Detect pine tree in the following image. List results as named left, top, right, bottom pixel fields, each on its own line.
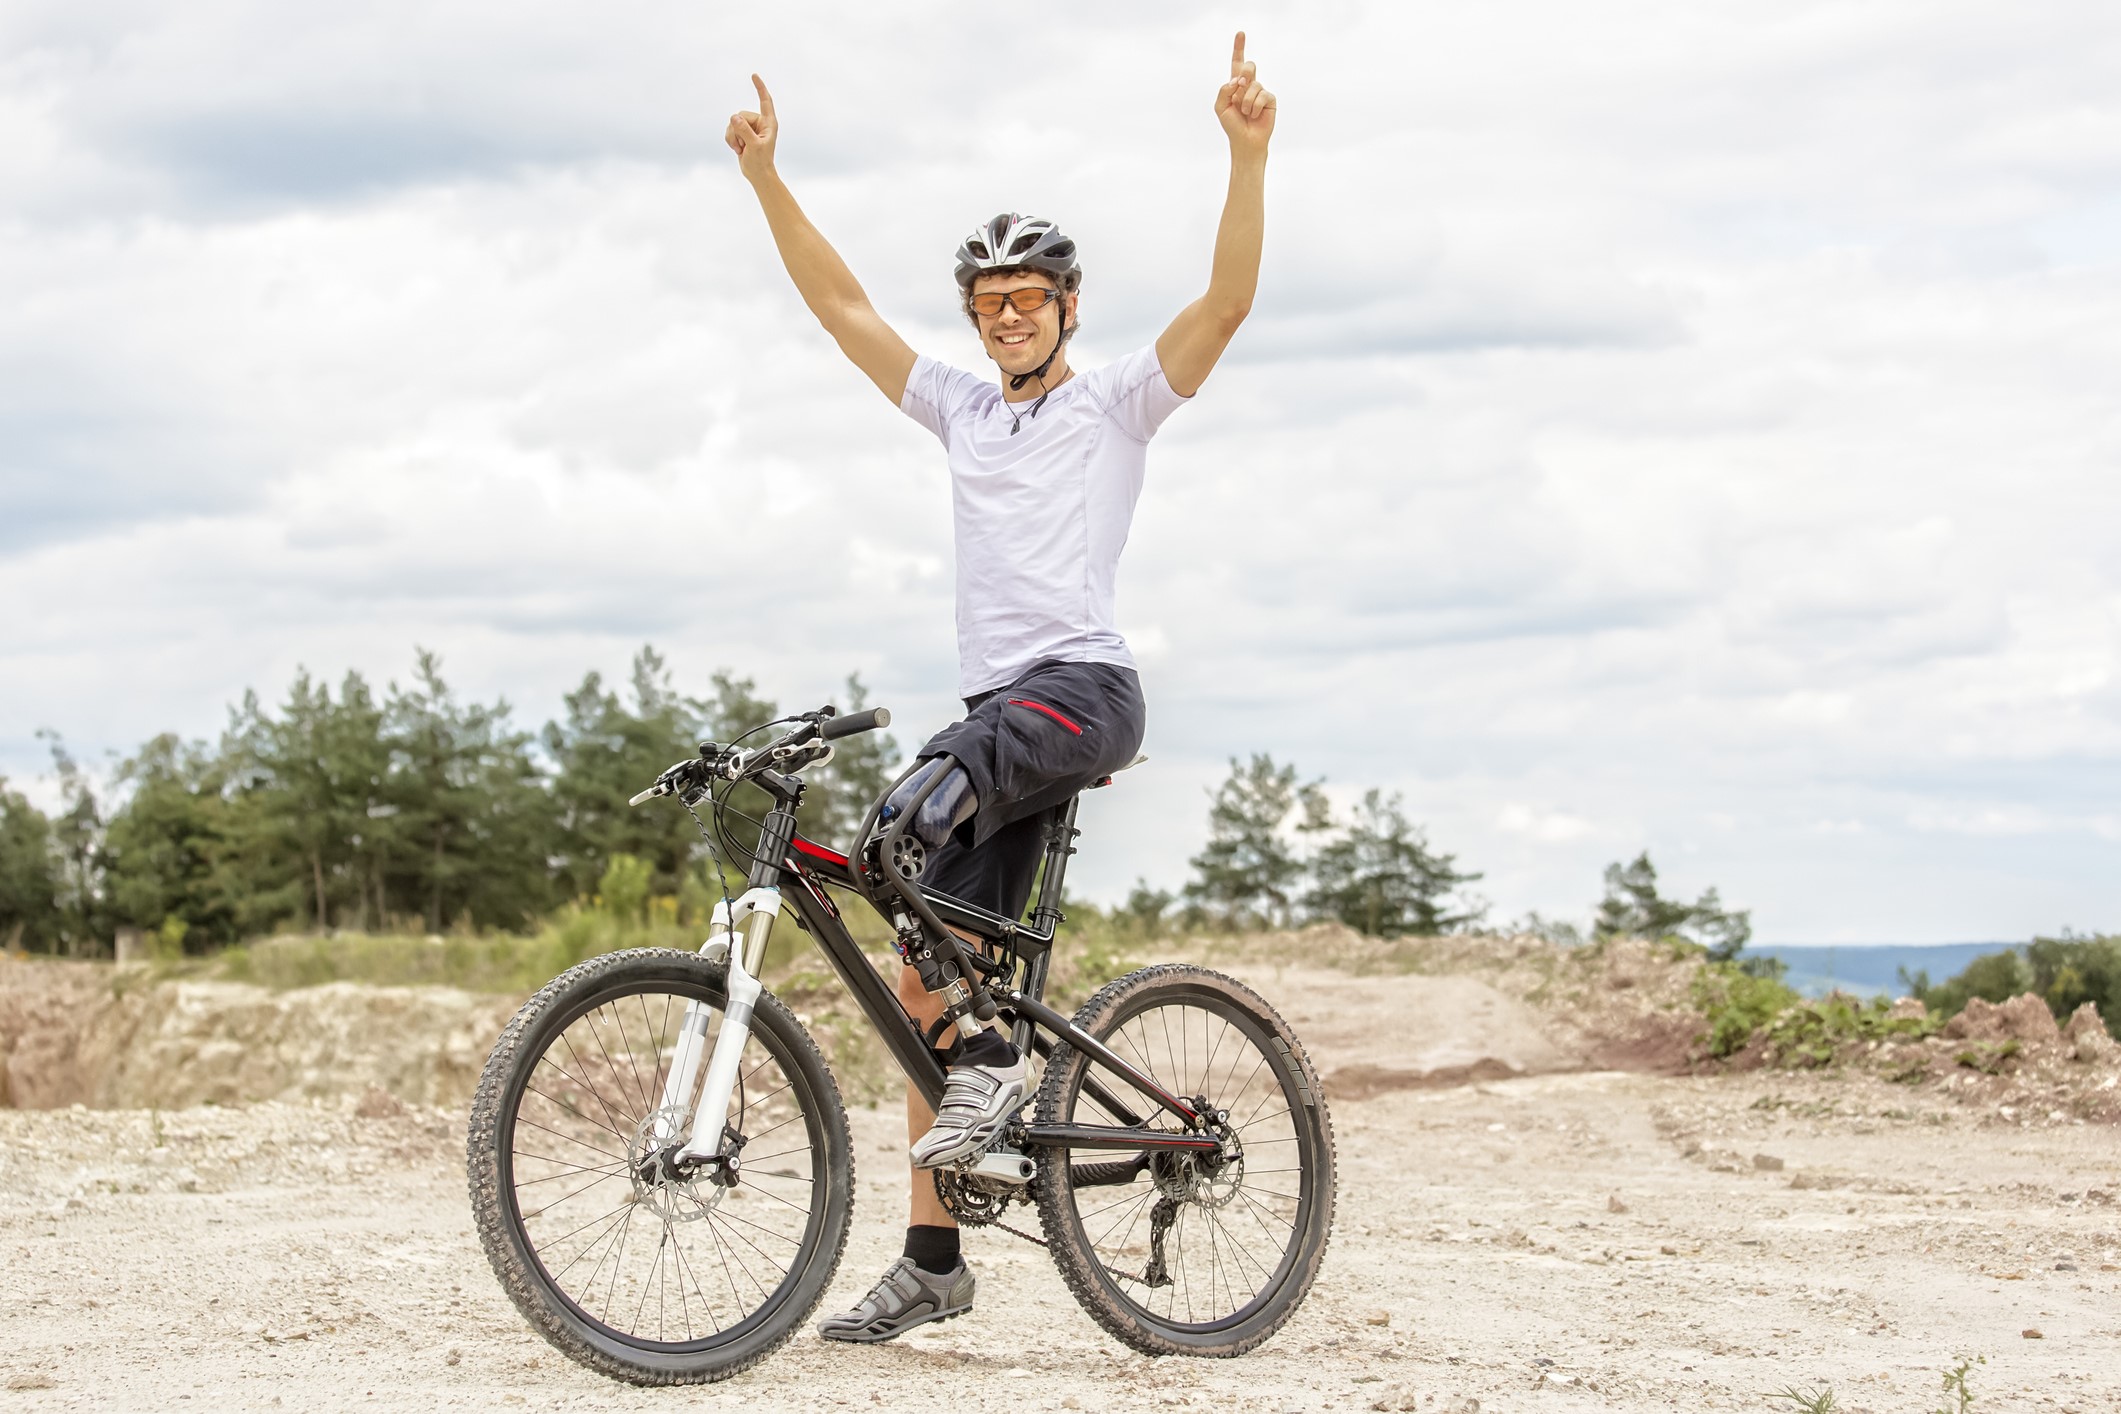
left=103, top=734, right=240, bottom=951
left=38, top=733, right=105, bottom=956
left=799, top=673, right=902, bottom=849
left=0, top=778, right=59, bottom=951
left=1592, top=851, right=1752, bottom=959
left=386, top=649, right=550, bottom=932
left=1184, top=755, right=1327, bottom=929
left=1301, top=789, right=1485, bottom=937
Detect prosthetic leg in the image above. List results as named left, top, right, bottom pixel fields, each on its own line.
left=857, top=756, right=1025, bottom=1166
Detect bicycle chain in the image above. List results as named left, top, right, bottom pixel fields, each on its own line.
left=934, top=1169, right=1172, bottom=1287
left=932, top=1169, right=1048, bottom=1250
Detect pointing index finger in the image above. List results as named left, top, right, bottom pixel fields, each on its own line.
left=751, top=73, right=775, bottom=117
left=1231, top=31, right=1246, bottom=77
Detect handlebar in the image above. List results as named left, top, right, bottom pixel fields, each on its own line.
left=821, top=706, right=890, bottom=741
left=627, top=703, right=892, bottom=808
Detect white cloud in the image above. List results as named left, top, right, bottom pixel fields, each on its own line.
left=4, top=0, right=2120, bottom=941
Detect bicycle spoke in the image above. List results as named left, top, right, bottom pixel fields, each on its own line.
left=1052, top=978, right=1325, bottom=1337
left=492, top=969, right=838, bottom=1355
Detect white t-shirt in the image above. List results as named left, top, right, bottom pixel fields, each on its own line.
left=901, top=345, right=1189, bottom=697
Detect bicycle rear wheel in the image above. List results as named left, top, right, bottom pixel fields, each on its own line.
left=1033, top=964, right=1336, bottom=1356
left=466, top=948, right=852, bottom=1384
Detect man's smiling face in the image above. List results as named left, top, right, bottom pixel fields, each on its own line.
left=971, top=272, right=1076, bottom=380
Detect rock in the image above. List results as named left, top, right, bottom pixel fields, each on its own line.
left=7, top=1374, right=57, bottom=1392
left=2022, top=1328, right=2044, bottom=1339
left=354, top=1086, right=404, bottom=1120
left=1365, top=1309, right=1392, bottom=1326
left=1889, top=996, right=1928, bottom=1021
left=1061, top=1399, right=1082, bottom=1411
left=1996, top=993, right=2061, bottom=1043
left=1942, top=997, right=2008, bottom=1042
left=1607, top=1194, right=1629, bottom=1213
left=2063, top=1004, right=2115, bottom=1062
left=1752, top=1153, right=1784, bottom=1171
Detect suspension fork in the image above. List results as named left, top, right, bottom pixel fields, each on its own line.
left=649, top=885, right=782, bottom=1165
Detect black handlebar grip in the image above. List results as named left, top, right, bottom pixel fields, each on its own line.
left=820, top=707, right=891, bottom=741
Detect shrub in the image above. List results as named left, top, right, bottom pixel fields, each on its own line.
left=1759, top=993, right=1938, bottom=1068
left=1693, top=961, right=1799, bottom=1058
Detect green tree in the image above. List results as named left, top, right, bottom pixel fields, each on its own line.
left=38, top=732, right=106, bottom=956
left=1902, top=949, right=2029, bottom=1017
left=597, top=852, right=653, bottom=923
left=543, top=646, right=715, bottom=900
left=799, top=673, right=903, bottom=848
left=0, top=779, right=59, bottom=951
left=2026, top=932, right=2121, bottom=1039
left=1593, top=851, right=1756, bottom=964
left=385, top=649, right=552, bottom=932
left=1184, top=754, right=1328, bottom=929
left=1302, top=789, right=1485, bottom=937
left=102, top=734, right=241, bottom=952
left=1908, top=934, right=2121, bottom=1040
left=222, top=670, right=393, bottom=934
left=1121, top=878, right=1176, bottom=934
left=697, top=667, right=785, bottom=869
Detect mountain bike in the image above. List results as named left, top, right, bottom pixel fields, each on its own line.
left=466, top=703, right=1336, bottom=1384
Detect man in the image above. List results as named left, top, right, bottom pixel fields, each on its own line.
left=723, top=32, right=1275, bottom=1342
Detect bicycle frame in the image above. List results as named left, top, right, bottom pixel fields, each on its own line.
left=659, top=770, right=1217, bottom=1170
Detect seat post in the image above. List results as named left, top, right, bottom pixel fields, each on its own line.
left=1027, top=795, right=1083, bottom=938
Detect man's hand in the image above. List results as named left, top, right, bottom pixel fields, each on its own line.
left=1215, top=32, right=1275, bottom=155
left=725, top=74, right=779, bottom=183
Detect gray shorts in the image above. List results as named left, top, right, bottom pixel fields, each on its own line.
left=917, top=660, right=1146, bottom=919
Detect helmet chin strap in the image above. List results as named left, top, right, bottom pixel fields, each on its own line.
left=1002, top=309, right=1069, bottom=436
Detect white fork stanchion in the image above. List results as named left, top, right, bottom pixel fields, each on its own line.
left=674, top=887, right=781, bottom=1165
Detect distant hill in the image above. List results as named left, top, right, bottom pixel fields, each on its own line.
left=1748, top=943, right=2023, bottom=999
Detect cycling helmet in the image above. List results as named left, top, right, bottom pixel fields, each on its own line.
left=954, top=213, right=1078, bottom=289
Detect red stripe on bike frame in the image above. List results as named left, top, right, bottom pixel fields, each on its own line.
left=1006, top=698, right=1082, bottom=735
left=791, top=836, right=848, bottom=866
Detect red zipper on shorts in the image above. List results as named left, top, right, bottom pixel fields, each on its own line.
left=1007, top=698, right=1083, bottom=735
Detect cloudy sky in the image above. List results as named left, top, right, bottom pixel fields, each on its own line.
left=3, top=1, right=2116, bottom=941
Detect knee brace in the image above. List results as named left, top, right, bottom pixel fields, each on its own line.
left=883, top=757, right=978, bottom=851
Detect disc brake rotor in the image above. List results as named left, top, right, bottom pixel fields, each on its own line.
left=628, top=1107, right=722, bottom=1224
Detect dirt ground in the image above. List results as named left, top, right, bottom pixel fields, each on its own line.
left=4, top=959, right=2119, bottom=1412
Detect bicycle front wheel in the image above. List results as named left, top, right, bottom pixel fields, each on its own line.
left=466, top=948, right=852, bottom=1384
left=1033, top=964, right=1336, bottom=1356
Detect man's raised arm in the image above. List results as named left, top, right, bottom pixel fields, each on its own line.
left=1156, top=33, right=1276, bottom=399
left=727, top=76, right=918, bottom=404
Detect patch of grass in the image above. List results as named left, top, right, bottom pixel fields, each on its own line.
left=194, top=910, right=691, bottom=994
left=1764, top=1385, right=1838, bottom=1413
left=1953, top=1039, right=2021, bottom=1075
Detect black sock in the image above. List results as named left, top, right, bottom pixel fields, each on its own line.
left=903, top=1224, right=961, bottom=1275
left=952, top=1029, right=1018, bottom=1068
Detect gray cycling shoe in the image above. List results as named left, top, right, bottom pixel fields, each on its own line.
left=909, top=1054, right=1029, bottom=1169
left=815, top=1257, right=975, bottom=1343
